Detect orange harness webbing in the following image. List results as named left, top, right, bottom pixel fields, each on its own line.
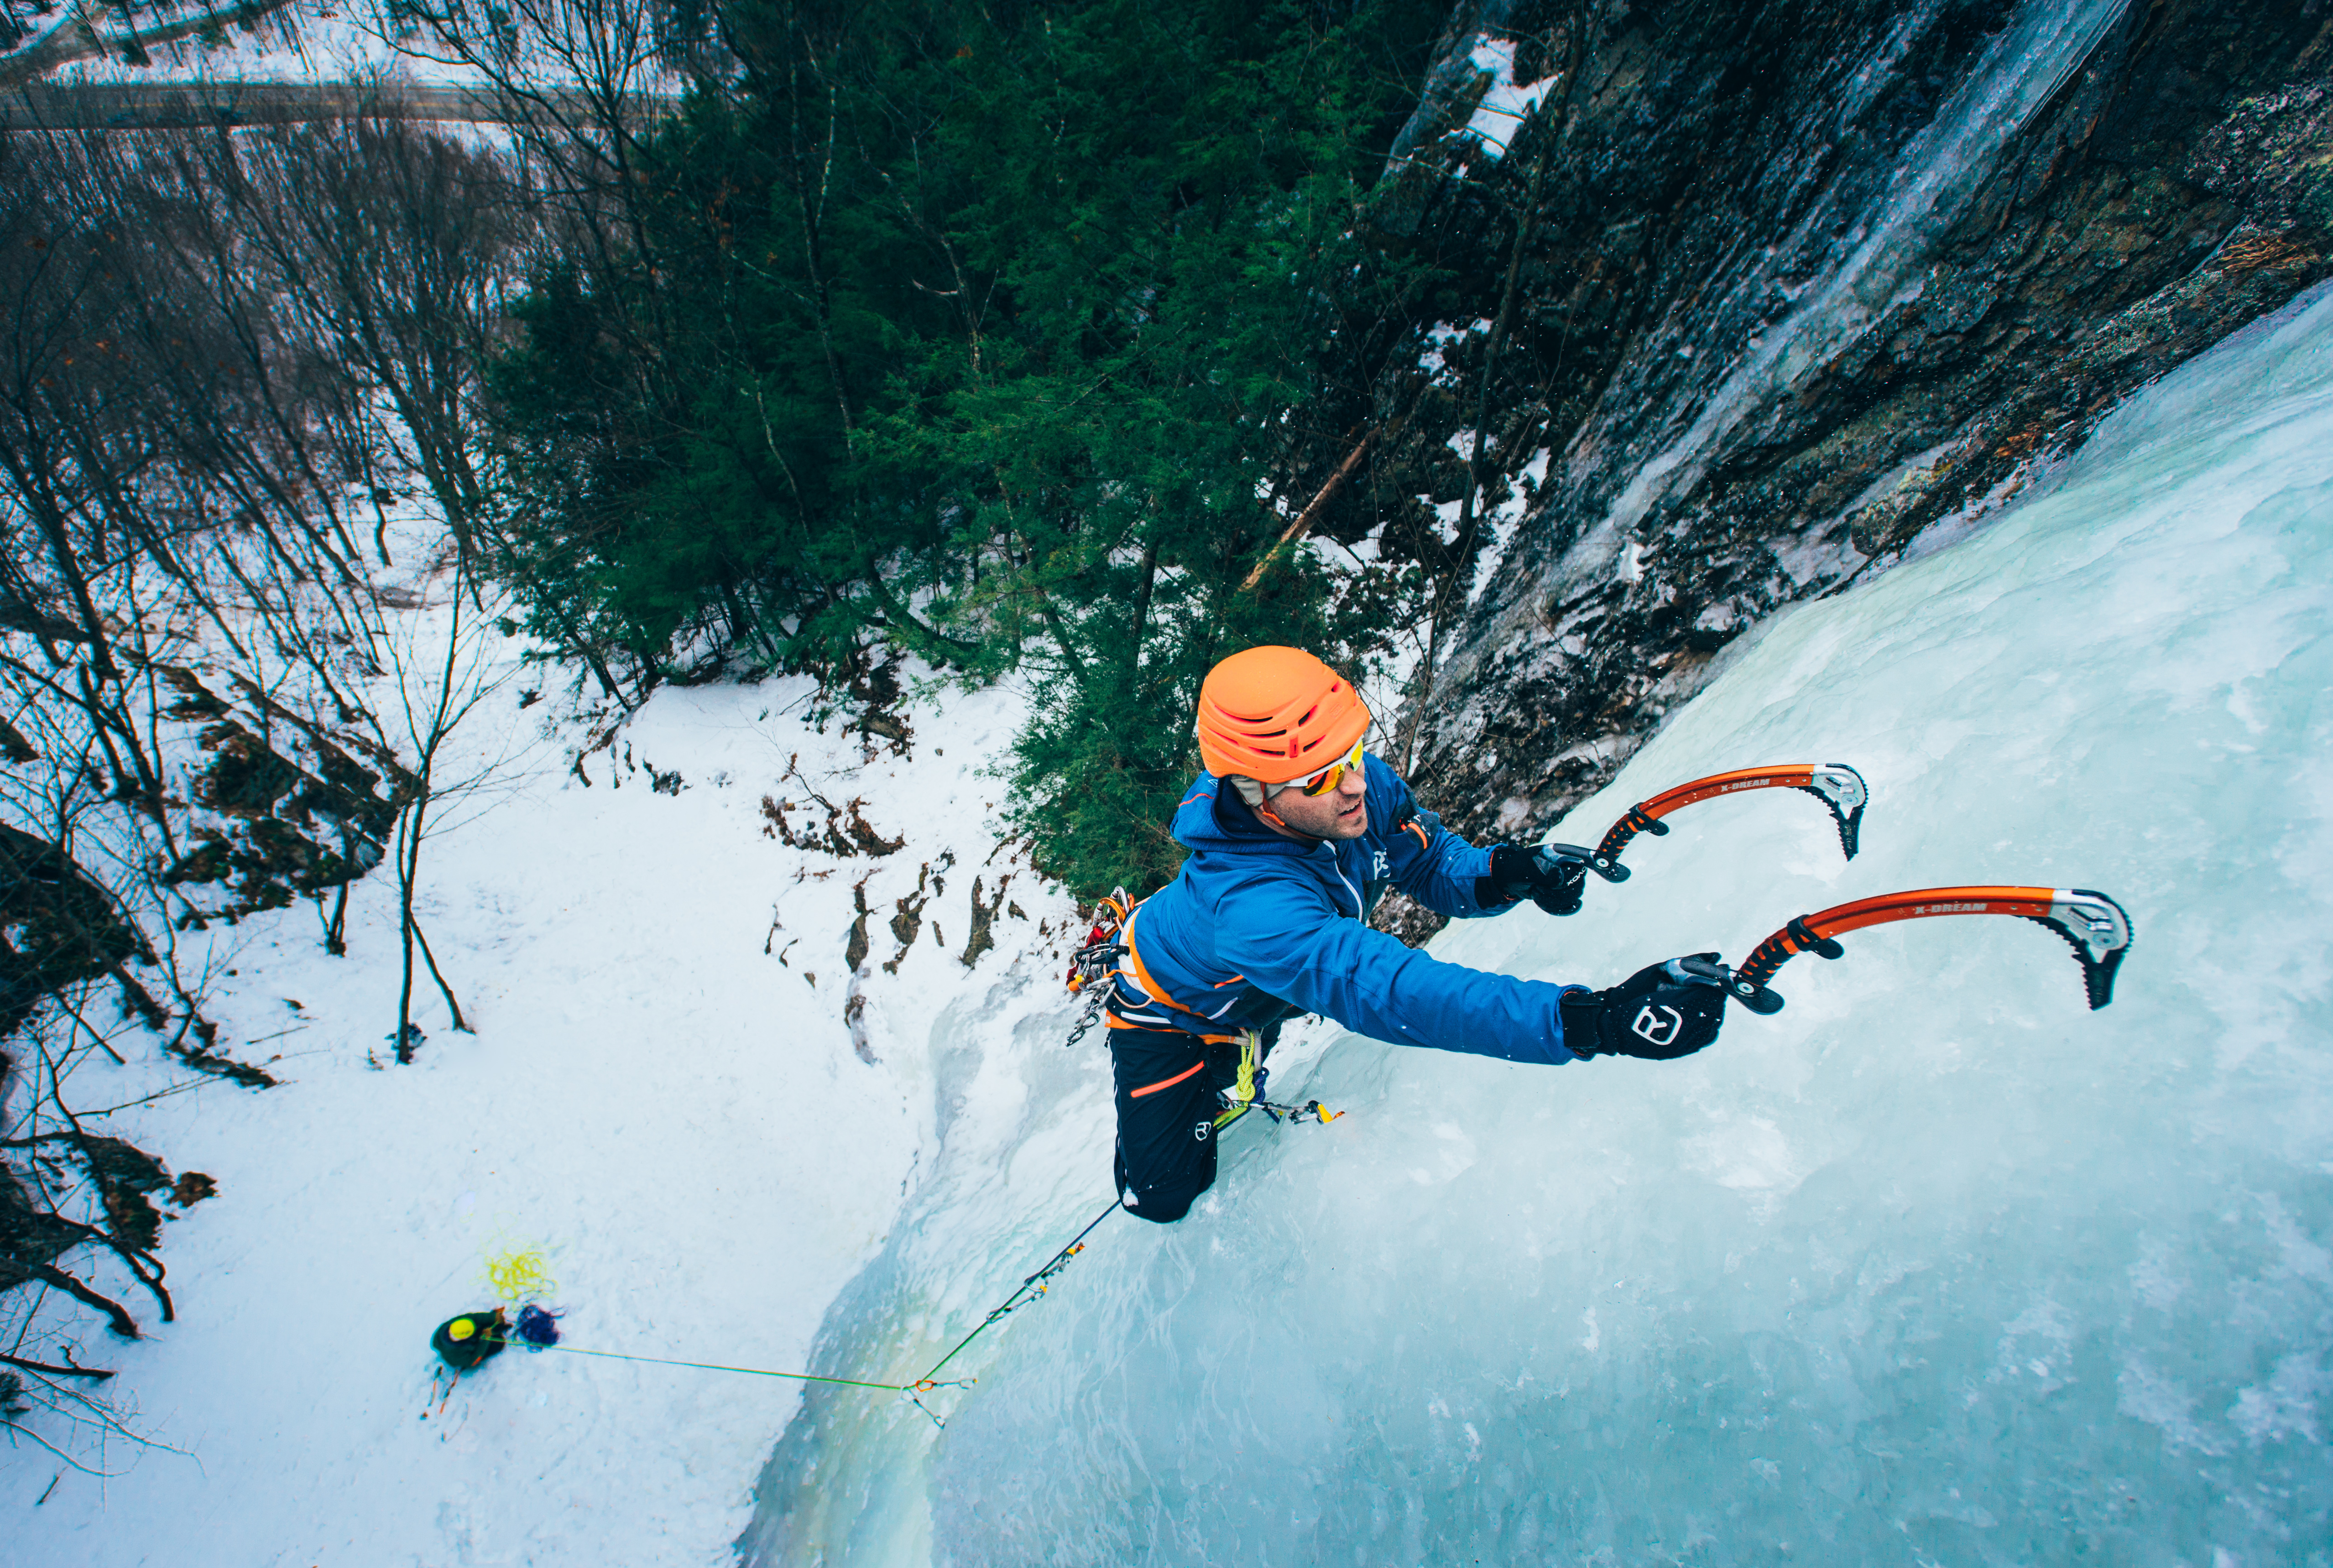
left=1129, top=1059, right=1207, bottom=1098
left=1103, top=910, right=1241, bottom=1044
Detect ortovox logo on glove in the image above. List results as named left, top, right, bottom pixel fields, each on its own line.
left=1631, top=1003, right=1683, bottom=1046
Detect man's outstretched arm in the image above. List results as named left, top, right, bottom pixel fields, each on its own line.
left=1216, top=873, right=1582, bottom=1061
left=1219, top=859, right=1729, bottom=1065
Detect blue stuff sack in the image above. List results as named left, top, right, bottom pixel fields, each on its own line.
left=513, top=1302, right=563, bottom=1348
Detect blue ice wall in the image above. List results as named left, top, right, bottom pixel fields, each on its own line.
left=743, top=285, right=2333, bottom=1568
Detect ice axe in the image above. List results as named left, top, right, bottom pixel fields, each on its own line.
left=1533, top=763, right=1870, bottom=888
left=1673, top=886, right=2135, bottom=1015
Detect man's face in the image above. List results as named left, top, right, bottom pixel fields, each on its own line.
left=1263, top=759, right=1369, bottom=840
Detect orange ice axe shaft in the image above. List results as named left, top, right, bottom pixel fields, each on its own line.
left=1558, top=764, right=1869, bottom=884
left=1700, top=885, right=2135, bottom=1016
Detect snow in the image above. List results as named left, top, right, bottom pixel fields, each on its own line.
left=738, top=284, right=2333, bottom=1563
left=5, top=632, right=1082, bottom=1564
left=1458, top=39, right=1555, bottom=158
left=1467, top=448, right=1550, bottom=606
left=30, top=2, right=495, bottom=90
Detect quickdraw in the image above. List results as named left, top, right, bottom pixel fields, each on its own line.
left=1535, top=763, right=1871, bottom=887
left=1248, top=1097, right=1342, bottom=1126
left=1671, top=884, right=2134, bottom=1015
left=898, top=1195, right=1122, bottom=1425
left=1203, top=1034, right=1345, bottom=1127
left=1062, top=887, right=1133, bottom=1047
left=1064, top=982, right=1113, bottom=1049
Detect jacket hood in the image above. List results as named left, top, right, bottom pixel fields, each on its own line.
left=1171, top=773, right=1315, bottom=858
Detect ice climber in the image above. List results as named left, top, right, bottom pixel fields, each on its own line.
left=1098, top=645, right=1728, bottom=1222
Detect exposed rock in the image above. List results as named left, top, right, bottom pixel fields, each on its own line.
left=860, top=709, right=913, bottom=751
left=0, top=1162, right=94, bottom=1294
left=193, top=719, right=302, bottom=818
left=842, top=980, right=876, bottom=1064
left=884, top=864, right=933, bottom=973
left=0, top=822, right=144, bottom=1039
left=162, top=827, right=233, bottom=887
left=844, top=879, right=872, bottom=974
left=758, top=786, right=903, bottom=857
left=155, top=664, right=230, bottom=720
left=843, top=799, right=905, bottom=856
left=1370, top=888, right=1451, bottom=948
left=960, top=873, right=1013, bottom=968
left=1362, top=0, right=2333, bottom=839
left=82, top=1135, right=169, bottom=1252
left=141, top=665, right=402, bottom=920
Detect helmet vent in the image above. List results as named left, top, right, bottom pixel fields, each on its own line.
left=1194, top=646, right=1371, bottom=786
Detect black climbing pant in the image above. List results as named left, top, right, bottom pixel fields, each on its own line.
left=1108, top=1021, right=1274, bottom=1224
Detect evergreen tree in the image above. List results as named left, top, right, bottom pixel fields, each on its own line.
left=483, top=0, right=1446, bottom=894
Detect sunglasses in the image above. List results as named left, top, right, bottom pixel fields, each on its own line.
left=1279, top=737, right=1366, bottom=798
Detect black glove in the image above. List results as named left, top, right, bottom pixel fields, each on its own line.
left=1480, top=844, right=1591, bottom=916
left=1560, top=954, right=1727, bottom=1060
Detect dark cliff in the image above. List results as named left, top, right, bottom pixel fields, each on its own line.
left=1351, top=0, right=2331, bottom=875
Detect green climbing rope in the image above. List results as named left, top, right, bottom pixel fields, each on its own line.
left=454, top=1093, right=1340, bottom=1427
left=496, top=1340, right=942, bottom=1393
left=913, top=1194, right=1127, bottom=1390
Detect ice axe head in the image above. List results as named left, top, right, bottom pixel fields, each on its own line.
left=1536, top=841, right=1630, bottom=883
left=1668, top=952, right=1788, bottom=1014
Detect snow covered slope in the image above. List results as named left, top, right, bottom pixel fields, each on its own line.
left=5, top=656, right=1080, bottom=1565
left=741, top=285, right=2333, bottom=1565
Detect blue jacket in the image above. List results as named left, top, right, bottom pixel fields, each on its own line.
left=1107, top=755, right=1581, bottom=1064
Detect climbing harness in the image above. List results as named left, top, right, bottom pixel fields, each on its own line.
left=1663, top=884, right=2134, bottom=1015
left=1532, top=763, right=1871, bottom=888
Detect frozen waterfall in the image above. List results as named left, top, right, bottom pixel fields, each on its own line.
left=740, top=282, right=2333, bottom=1566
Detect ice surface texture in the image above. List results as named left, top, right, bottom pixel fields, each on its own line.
left=741, top=284, right=2333, bottom=1566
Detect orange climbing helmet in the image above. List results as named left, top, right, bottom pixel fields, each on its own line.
left=1195, top=646, right=1371, bottom=785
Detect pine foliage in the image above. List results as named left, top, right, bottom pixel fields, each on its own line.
left=483, top=0, right=1446, bottom=896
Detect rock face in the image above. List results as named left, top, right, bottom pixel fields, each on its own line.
left=1378, top=0, right=2332, bottom=845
